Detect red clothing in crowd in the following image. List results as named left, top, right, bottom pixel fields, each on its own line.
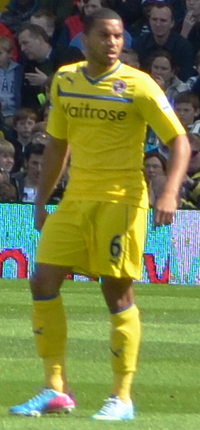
left=0, top=23, right=19, bottom=61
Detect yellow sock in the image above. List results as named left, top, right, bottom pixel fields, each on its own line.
left=32, top=295, right=67, bottom=393
left=110, top=305, right=141, bottom=403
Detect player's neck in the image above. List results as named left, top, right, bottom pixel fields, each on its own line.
left=85, top=60, right=117, bottom=78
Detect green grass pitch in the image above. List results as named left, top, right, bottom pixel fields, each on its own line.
left=0, top=279, right=200, bottom=430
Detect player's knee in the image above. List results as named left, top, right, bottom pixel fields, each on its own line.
left=30, top=268, right=50, bottom=297
left=30, top=271, right=44, bottom=296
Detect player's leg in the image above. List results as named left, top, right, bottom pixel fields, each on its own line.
left=101, top=276, right=140, bottom=405
left=92, top=203, right=146, bottom=420
left=9, top=262, right=76, bottom=416
left=92, top=277, right=140, bottom=420
left=28, top=200, right=90, bottom=396
left=9, top=201, right=89, bottom=416
left=30, top=262, right=70, bottom=394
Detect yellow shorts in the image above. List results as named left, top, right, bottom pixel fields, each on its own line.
left=36, top=200, right=147, bottom=279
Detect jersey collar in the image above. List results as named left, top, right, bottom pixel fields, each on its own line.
left=81, top=60, right=122, bottom=84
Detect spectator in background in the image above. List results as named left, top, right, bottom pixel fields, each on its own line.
left=11, top=107, right=37, bottom=172
left=0, top=0, right=39, bottom=37
left=64, top=0, right=85, bottom=44
left=179, top=0, right=200, bottom=57
left=144, top=149, right=167, bottom=207
left=120, top=48, right=140, bottom=68
left=0, top=36, right=22, bottom=128
left=0, top=101, right=11, bottom=140
left=180, top=132, right=200, bottom=208
left=131, top=0, right=185, bottom=40
left=148, top=49, right=189, bottom=106
left=186, top=49, right=200, bottom=90
left=11, top=142, right=45, bottom=202
left=144, top=49, right=189, bottom=153
left=188, top=50, right=200, bottom=99
left=0, top=23, right=19, bottom=61
left=0, top=181, right=17, bottom=201
left=39, top=0, right=74, bottom=24
left=11, top=142, right=68, bottom=203
left=0, top=137, right=15, bottom=177
left=69, top=0, right=104, bottom=53
left=105, top=0, right=142, bottom=32
left=135, top=2, right=195, bottom=82
left=130, top=0, right=152, bottom=40
left=70, top=0, right=133, bottom=52
left=30, top=9, right=70, bottom=51
left=18, top=23, right=84, bottom=113
left=174, top=91, right=200, bottom=133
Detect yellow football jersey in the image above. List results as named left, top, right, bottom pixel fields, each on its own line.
left=47, top=60, right=185, bottom=208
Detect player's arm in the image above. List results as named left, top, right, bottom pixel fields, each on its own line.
left=34, top=136, right=69, bottom=231
left=154, top=134, right=191, bottom=225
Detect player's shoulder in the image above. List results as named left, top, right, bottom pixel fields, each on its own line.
left=56, top=61, right=86, bottom=78
left=119, top=63, right=154, bottom=83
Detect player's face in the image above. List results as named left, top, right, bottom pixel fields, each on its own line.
left=83, top=19, right=123, bottom=71
left=151, top=56, right=174, bottom=86
left=149, top=7, right=174, bottom=39
left=174, top=103, right=198, bottom=127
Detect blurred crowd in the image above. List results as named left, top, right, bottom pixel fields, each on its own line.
left=0, top=0, right=200, bottom=209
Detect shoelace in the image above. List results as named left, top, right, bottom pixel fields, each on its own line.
left=24, top=389, right=50, bottom=408
left=100, top=398, right=118, bottom=415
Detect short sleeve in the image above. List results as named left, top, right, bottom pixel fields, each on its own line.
left=134, top=73, right=186, bottom=145
left=46, top=71, right=68, bottom=140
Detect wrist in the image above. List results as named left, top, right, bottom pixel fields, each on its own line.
left=34, top=199, right=45, bottom=207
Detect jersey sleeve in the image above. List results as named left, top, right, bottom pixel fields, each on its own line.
left=134, top=72, right=186, bottom=145
left=46, top=71, right=68, bottom=140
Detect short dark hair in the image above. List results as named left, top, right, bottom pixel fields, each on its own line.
left=174, top=91, right=200, bottom=110
left=25, top=143, right=45, bottom=160
left=144, top=149, right=167, bottom=172
left=18, top=23, right=49, bottom=43
left=148, top=49, right=178, bottom=73
left=13, top=107, right=37, bottom=126
left=83, top=7, right=122, bottom=35
left=31, top=8, right=56, bottom=25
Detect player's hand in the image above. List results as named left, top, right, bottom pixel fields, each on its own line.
left=25, top=68, right=47, bottom=86
left=153, top=191, right=178, bottom=226
left=34, top=205, right=48, bottom=231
